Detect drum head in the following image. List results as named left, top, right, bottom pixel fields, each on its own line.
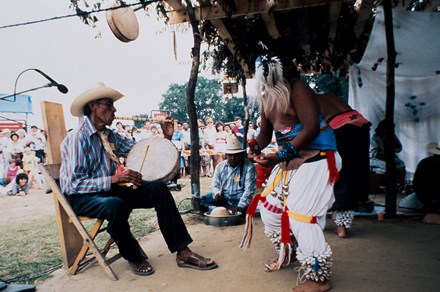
left=126, top=137, right=179, bottom=182
left=106, top=2, right=139, bottom=43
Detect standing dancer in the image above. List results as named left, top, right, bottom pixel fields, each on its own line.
left=317, top=93, right=372, bottom=238
left=241, top=50, right=340, bottom=292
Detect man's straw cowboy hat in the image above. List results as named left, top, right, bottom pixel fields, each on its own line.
left=427, top=142, right=440, bottom=155
left=224, top=135, right=246, bottom=154
left=70, top=82, right=123, bottom=117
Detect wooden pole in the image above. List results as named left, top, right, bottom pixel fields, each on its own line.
left=383, top=1, right=397, bottom=217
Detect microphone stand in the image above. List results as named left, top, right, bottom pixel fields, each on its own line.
left=0, top=83, right=54, bottom=101
left=1, top=68, right=67, bottom=102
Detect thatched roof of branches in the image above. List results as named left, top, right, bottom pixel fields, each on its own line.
left=157, top=0, right=439, bottom=79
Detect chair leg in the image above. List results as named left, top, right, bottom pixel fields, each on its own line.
left=69, top=219, right=103, bottom=276
left=69, top=219, right=118, bottom=280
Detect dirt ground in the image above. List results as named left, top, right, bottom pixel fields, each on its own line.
left=1, top=184, right=439, bottom=292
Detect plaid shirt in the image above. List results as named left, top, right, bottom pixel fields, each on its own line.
left=211, top=159, right=256, bottom=209
left=60, top=117, right=134, bottom=195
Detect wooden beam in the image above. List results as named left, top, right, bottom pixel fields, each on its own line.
left=260, top=0, right=280, bottom=39
left=167, top=0, right=348, bottom=24
left=328, top=2, right=342, bottom=41
left=353, top=0, right=375, bottom=38
left=425, top=0, right=440, bottom=11
left=210, top=19, right=249, bottom=75
left=261, top=12, right=280, bottom=39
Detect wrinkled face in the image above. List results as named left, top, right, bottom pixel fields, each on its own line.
left=91, top=98, right=116, bottom=127
left=226, top=152, right=243, bottom=167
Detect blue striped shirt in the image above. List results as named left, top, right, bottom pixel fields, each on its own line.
left=60, top=117, right=134, bottom=195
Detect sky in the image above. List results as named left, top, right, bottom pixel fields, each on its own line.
left=0, top=0, right=202, bottom=130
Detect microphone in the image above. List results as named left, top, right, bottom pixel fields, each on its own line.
left=33, top=68, right=69, bottom=94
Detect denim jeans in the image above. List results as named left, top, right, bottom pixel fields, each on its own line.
left=68, top=181, right=192, bottom=263
left=200, top=192, right=238, bottom=212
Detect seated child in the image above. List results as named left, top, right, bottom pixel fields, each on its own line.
left=7, top=173, right=30, bottom=196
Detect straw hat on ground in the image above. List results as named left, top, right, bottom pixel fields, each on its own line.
left=224, top=135, right=246, bottom=154
left=70, top=82, right=123, bottom=117
left=427, top=142, right=440, bottom=155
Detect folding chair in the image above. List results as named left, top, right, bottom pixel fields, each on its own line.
left=40, top=163, right=146, bottom=281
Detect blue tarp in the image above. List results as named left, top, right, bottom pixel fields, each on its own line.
left=0, top=94, right=32, bottom=114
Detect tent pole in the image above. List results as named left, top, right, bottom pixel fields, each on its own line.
left=383, top=1, right=397, bottom=218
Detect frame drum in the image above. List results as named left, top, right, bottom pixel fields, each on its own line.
left=106, top=2, right=139, bottom=43
left=126, top=137, right=179, bottom=182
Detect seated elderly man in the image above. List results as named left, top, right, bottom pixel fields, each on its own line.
left=60, top=82, right=217, bottom=277
left=200, top=135, right=256, bottom=214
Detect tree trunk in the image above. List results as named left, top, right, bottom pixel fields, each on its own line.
left=185, top=1, right=202, bottom=209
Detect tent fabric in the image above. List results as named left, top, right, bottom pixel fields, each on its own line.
left=349, top=7, right=440, bottom=180
left=357, top=7, right=440, bottom=78
left=0, top=94, right=32, bottom=114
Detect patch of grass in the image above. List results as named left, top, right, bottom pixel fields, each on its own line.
left=0, top=217, right=60, bottom=283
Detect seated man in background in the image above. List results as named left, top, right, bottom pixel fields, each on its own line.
left=200, top=135, right=256, bottom=214
left=370, top=119, right=407, bottom=189
left=412, top=142, right=440, bottom=213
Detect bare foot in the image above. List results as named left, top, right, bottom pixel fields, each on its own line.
left=331, top=211, right=337, bottom=221
left=335, top=225, right=347, bottom=238
left=264, top=256, right=295, bottom=272
left=264, top=259, right=280, bottom=272
left=291, top=280, right=332, bottom=292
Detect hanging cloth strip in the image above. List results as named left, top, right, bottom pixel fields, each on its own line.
left=239, top=169, right=287, bottom=250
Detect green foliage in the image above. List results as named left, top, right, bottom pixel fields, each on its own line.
left=302, top=73, right=349, bottom=102
left=159, top=76, right=258, bottom=123
left=132, top=113, right=150, bottom=129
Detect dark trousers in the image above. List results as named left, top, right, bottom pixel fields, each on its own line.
left=331, top=123, right=371, bottom=210
left=68, top=181, right=193, bottom=263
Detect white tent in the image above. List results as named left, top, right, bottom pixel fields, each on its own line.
left=349, top=7, right=440, bottom=180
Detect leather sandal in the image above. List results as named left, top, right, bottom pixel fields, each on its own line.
left=176, top=252, right=218, bottom=270
left=129, top=259, right=155, bottom=276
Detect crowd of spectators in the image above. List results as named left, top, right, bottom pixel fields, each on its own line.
left=0, top=126, right=47, bottom=195
left=0, top=117, right=274, bottom=195
left=110, top=116, right=276, bottom=180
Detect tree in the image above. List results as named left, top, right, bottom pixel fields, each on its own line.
left=159, top=77, right=258, bottom=124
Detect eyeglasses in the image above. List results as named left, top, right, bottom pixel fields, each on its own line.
left=97, top=100, right=114, bottom=109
